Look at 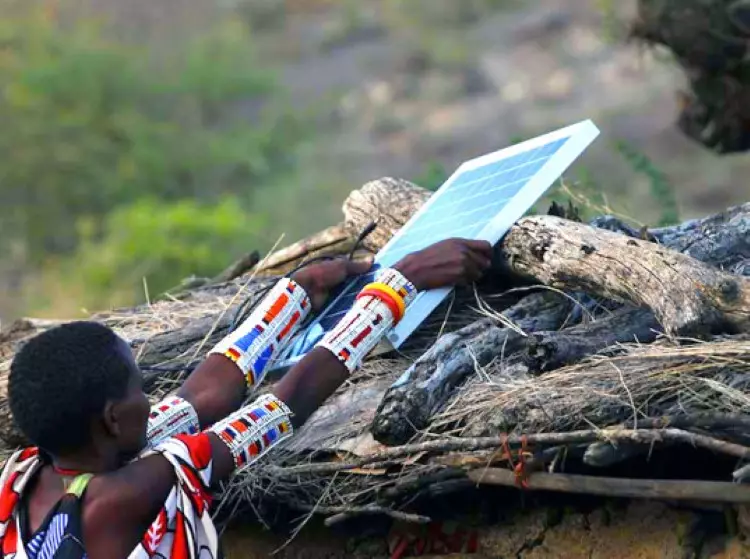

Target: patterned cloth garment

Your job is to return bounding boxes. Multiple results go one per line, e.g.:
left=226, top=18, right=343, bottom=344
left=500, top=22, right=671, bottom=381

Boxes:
left=0, top=449, right=91, bottom=559
left=0, top=435, right=219, bottom=559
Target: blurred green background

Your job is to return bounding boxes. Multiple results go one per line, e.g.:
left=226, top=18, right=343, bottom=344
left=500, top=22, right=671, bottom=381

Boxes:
left=0, top=0, right=748, bottom=322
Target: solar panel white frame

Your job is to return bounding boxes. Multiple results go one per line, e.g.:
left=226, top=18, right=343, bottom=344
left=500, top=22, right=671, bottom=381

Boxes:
left=271, top=119, right=600, bottom=371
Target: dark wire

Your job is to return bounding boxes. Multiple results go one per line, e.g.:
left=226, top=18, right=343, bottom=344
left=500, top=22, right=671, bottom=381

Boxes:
left=229, top=219, right=378, bottom=333
left=141, top=220, right=379, bottom=377
left=147, top=221, right=378, bottom=373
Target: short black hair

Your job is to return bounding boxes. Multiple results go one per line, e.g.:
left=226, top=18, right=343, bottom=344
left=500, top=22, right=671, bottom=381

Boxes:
left=9, top=321, right=134, bottom=455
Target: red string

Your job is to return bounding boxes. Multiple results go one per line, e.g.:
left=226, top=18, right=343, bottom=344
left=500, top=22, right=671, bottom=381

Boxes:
left=52, top=465, right=87, bottom=477
left=390, top=537, right=409, bottom=559
left=513, top=435, right=530, bottom=489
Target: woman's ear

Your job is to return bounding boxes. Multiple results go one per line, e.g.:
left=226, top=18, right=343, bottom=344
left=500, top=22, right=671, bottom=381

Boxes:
left=102, top=400, right=122, bottom=439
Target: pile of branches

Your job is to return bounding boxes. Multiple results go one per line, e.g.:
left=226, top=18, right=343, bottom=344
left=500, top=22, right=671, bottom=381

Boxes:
left=2, top=178, right=750, bottom=528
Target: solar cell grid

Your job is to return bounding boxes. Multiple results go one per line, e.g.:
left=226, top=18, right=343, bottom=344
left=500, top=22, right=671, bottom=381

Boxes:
left=272, top=120, right=599, bottom=371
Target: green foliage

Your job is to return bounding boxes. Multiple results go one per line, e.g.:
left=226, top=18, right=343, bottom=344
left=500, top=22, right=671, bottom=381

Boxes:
left=0, top=9, right=302, bottom=260
left=413, top=161, right=449, bottom=191
left=614, top=140, right=679, bottom=226
left=49, top=197, right=265, bottom=309
left=530, top=142, right=677, bottom=226
left=594, top=0, right=626, bottom=43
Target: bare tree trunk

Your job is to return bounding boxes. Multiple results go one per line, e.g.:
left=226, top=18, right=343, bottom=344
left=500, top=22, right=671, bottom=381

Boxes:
left=500, top=215, right=750, bottom=337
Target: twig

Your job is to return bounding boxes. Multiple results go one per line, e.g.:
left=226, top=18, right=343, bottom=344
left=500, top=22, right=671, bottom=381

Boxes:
left=469, top=468, right=750, bottom=504
left=312, top=505, right=431, bottom=527
left=188, top=235, right=284, bottom=362
left=734, top=462, right=750, bottom=482
left=380, top=469, right=466, bottom=501
left=213, top=250, right=261, bottom=283
left=265, top=428, right=750, bottom=478
left=612, top=361, right=640, bottom=429
left=622, top=413, right=750, bottom=432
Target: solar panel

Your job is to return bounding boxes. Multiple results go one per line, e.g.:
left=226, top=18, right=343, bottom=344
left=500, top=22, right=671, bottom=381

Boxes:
left=271, top=119, right=600, bottom=372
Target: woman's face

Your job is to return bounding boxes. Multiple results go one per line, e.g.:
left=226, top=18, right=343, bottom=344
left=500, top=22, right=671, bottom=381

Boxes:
left=111, top=337, right=151, bottom=461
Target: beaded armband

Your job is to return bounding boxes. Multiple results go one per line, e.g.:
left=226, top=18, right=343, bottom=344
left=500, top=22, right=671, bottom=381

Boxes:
left=316, top=268, right=417, bottom=373
left=209, top=278, right=311, bottom=389
left=375, top=267, right=418, bottom=307
left=208, top=393, right=293, bottom=470
left=147, top=396, right=200, bottom=447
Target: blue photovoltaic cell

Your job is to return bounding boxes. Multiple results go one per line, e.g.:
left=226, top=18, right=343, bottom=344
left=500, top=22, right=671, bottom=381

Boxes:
left=272, top=120, right=599, bottom=371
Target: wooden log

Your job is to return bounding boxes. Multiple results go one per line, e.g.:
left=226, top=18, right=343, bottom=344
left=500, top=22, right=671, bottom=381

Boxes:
left=522, top=206, right=750, bottom=372
left=524, top=307, right=661, bottom=374
left=649, top=203, right=750, bottom=266
left=268, top=428, right=750, bottom=478
left=370, top=292, right=573, bottom=446
left=341, top=177, right=431, bottom=252
left=468, top=468, right=750, bottom=504
left=371, top=199, right=750, bottom=446
left=252, top=224, right=355, bottom=277
left=2, top=176, right=750, bottom=453
left=500, top=215, right=750, bottom=337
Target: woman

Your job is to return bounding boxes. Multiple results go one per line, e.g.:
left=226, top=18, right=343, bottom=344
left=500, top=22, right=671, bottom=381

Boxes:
left=0, top=238, right=492, bottom=558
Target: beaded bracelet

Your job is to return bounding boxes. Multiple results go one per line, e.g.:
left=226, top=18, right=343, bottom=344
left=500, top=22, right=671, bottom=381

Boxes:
left=146, top=396, right=200, bottom=447
left=209, top=278, right=311, bottom=389
left=316, top=268, right=417, bottom=373
left=208, top=393, right=294, bottom=470
left=357, top=282, right=406, bottom=323
left=375, top=267, right=418, bottom=307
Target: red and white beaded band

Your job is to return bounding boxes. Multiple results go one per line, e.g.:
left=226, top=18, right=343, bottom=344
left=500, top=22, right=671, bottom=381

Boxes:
left=208, top=393, right=294, bottom=471
left=316, top=268, right=417, bottom=373
left=375, top=267, right=418, bottom=306
left=147, top=396, right=200, bottom=447
left=209, top=278, right=311, bottom=389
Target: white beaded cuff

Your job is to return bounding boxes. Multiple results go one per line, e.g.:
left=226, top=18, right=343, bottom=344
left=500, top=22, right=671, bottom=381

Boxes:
left=316, top=267, right=418, bottom=373
left=147, top=396, right=200, bottom=447
left=375, top=267, right=418, bottom=306
left=209, top=278, right=311, bottom=388
left=208, top=393, right=294, bottom=470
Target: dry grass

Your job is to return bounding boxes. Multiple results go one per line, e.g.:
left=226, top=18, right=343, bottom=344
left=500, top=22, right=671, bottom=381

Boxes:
left=4, top=277, right=750, bottom=527
left=210, top=316, right=750, bottom=526
left=439, top=337, right=750, bottom=437
left=3, top=218, right=750, bottom=529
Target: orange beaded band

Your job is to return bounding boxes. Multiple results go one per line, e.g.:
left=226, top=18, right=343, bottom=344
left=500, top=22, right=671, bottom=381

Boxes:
left=359, top=282, right=406, bottom=322
left=356, top=288, right=402, bottom=325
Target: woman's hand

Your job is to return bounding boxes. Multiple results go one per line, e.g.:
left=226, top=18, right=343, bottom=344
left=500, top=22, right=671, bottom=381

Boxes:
left=291, top=257, right=373, bottom=310
left=292, top=237, right=492, bottom=309
left=394, top=238, right=493, bottom=291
